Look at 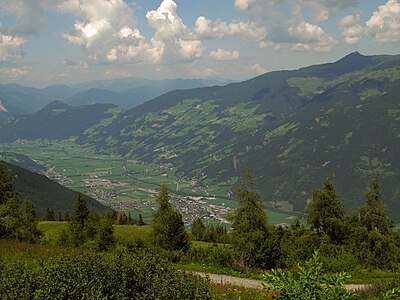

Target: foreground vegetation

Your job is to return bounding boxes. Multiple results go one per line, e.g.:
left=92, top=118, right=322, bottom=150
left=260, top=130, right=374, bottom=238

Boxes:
left=2, top=160, right=400, bottom=299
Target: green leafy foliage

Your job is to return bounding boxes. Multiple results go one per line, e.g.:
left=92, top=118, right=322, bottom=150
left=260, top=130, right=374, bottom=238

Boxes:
left=0, top=249, right=212, bottom=300
left=264, top=251, right=353, bottom=299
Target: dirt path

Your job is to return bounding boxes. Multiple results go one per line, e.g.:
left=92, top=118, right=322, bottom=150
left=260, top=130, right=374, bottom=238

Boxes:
left=189, top=271, right=369, bottom=292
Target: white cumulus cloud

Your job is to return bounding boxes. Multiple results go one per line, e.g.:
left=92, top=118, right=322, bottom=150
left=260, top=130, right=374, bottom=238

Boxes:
left=337, top=14, right=364, bottom=45
left=209, top=49, right=240, bottom=61
left=146, top=0, right=203, bottom=62
left=366, top=0, right=400, bottom=43
left=194, top=16, right=267, bottom=45
left=0, top=33, right=25, bottom=63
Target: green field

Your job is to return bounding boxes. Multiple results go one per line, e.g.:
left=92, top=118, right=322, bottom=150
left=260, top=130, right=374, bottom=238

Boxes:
left=1, top=140, right=295, bottom=225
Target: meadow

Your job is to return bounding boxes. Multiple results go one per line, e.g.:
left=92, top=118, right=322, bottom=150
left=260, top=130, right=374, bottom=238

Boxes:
left=0, top=139, right=295, bottom=225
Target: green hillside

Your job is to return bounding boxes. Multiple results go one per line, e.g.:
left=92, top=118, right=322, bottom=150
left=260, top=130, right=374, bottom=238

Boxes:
left=0, top=160, right=107, bottom=217
left=75, top=52, right=400, bottom=219
left=1, top=52, right=399, bottom=220
left=0, top=101, right=122, bottom=142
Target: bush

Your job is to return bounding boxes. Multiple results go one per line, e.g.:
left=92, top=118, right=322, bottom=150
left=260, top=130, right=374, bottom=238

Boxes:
left=263, top=251, right=353, bottom=299
left=0, top=249, right=212, bottom=299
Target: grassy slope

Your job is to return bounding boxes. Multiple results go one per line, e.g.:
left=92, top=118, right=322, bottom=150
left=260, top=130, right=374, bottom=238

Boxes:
left=2, top=161, right=107, bottom=217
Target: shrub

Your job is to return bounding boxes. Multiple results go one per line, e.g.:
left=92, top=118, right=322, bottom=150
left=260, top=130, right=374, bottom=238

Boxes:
left=263, top=250, right=353, bottom=299
left=0, top=249, right=212, bottom=299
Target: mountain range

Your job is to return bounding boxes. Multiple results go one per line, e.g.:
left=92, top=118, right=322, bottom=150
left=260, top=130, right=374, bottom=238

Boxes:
left=1, top=52, right=399, bottom=220
left=0, top=78, right=228, bottom=120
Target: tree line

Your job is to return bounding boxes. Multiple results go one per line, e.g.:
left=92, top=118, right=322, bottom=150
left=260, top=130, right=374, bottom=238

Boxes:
left=1, top=160, right=400, bottom=271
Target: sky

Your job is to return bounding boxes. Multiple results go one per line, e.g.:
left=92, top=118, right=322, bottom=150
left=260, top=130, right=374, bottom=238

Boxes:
left=0, top=0, right=399, bottom=87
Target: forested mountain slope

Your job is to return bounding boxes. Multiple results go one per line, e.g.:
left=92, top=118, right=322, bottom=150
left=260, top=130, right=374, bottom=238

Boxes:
left=1, top=52, right=399, bottom=219
left=0, top=161, right=107, bottom=217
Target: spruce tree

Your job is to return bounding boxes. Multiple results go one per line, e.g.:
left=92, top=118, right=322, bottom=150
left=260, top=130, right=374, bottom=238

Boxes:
left=231, top=171, right=268, bottom=267
left=69, top=193, right=90, bottom=246
left=191, top=217, right=206, bottom=241
left=45, top=208, right=55, bottom=221
left=358, top=177, right=393, bottom=234
left=306, top=174, right=347, bottom=243
left=152, top=184, right=189, bottom=252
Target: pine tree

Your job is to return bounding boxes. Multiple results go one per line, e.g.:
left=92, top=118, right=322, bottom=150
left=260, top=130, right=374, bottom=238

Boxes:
left=0, top=163, right=14, bottom=205
left=0, top=163, right=41, bottom=242
left=231, top=171, right=268, bottom=267
left=45, top=208, right=55, bottom=221
left=138, top=213, right=145, bottom=226
left=15, top=200, right=42, bottom=242
left=351, top=178, right=398, bottom=266
left=69, top=193, right=90, bottom=246
left=191, top=217, right=206, bottom=241
left=358, top=177, right=393, bottom=234
left=152, top=184, right=189, bottom=252
left=95, top=212, right=115, bottom=251
left=306, top=174, right=347, bottom=243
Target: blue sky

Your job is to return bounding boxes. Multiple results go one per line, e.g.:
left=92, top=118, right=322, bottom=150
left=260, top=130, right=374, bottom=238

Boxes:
left=0, top=0, right=399, bottom=87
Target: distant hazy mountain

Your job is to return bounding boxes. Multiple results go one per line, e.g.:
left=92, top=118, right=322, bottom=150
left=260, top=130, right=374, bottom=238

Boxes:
left=1, top=160, right=106, bottom=217
left=2, top=53, right=400, bottom=220
left=66, top=78, right=233, bottom=109
left=0, top=83, right=54, bottom=119
left=0, top=101, right=122, bottom=142
left=0, top=78, right=232, bottom=119
left=71, top=77, right=232, bottom=92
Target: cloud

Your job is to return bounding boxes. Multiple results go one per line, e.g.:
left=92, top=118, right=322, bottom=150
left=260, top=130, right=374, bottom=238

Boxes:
left=301, top=0, right=358, bottom=22
left=337, top=14, right=364, bottom=45
left=145, top=0, right=203, bottom=62
left=366, top=0, right=400, bottom=43
left=209, top=48, right=240, bottom=61
left=194, top=16, right=267, bottom=43
left=189, top=64, right=216, bottom=77
left=58, top=0, right=203, bottom=65
left=234, top=0, right=257, bottom=11
left=58, top=59, right=89, bottom=79
left=57, top=0, right=149, bottom=63
left=0, top=0, right=46, bottom=63
left=232, top=1, right=338, bottom=52
left=251, top=63, right=266, bottom=74
left=286, top=6, right=337, bottom=52
left=0, top=33, right=25, bottom=63
left=0, top=0, right=46, bottom=35
left=0, top=65, right=30, bottom=80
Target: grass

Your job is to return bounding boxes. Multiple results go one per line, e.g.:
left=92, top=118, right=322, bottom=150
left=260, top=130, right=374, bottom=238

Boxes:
left=113, top=224, right=152, bottom=244
left=210, top=283, right=274, bottom=300
left=348, top=269, right=400, bottom=284
left=0, top=239, right=81, bottom=258
left=1, top=140, right=296, bottom=225
left=38, top=221, right=68, bottom=244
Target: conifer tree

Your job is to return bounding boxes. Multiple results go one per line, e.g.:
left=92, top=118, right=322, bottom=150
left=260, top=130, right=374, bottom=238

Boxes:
left=69, top=193, right=90, bottom=246
left=358, top=177, right=393, bottom=234
left=152, top=184, right=189, bottom=252
left=138, top=213, right=145, bottom=226
left=306, top=174, right=347, bottom=243
left=191, top=217, right=206, bottom=240
left=45, top=208, right=55, bottom=221
left=95, top=212, right=115, bottom=251
left=231, top=171, right=268, bottom=267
